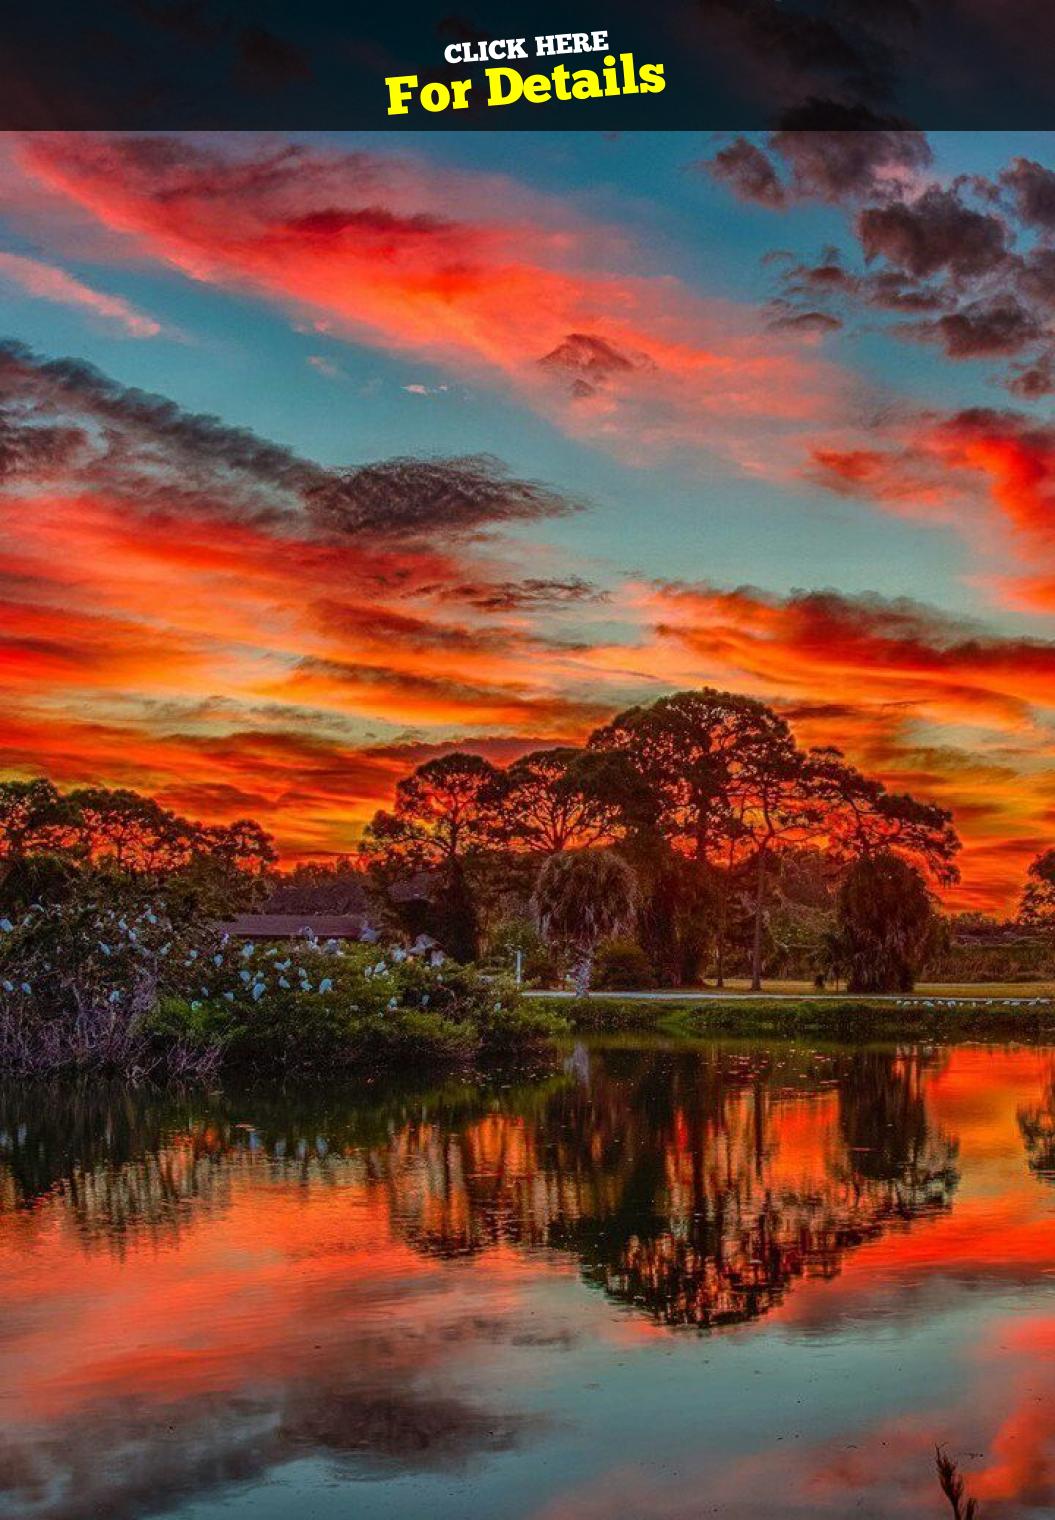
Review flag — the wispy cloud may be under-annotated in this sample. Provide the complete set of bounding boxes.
[0,250,162,336]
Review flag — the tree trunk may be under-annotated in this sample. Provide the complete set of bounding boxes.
[750,847,767,992]
[715,880,726,988]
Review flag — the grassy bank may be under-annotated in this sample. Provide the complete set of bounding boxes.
[529,992,1055,1042]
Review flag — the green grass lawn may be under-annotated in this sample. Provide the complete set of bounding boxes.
[676,977,1055,999]
[524,985,1055,1041]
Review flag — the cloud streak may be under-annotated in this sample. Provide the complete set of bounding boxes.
[12,133,850,476]
[0,251,162,335]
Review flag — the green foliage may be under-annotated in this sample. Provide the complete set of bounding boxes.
[622,833,717,986]
[835,853,938,993]
[151,947,565,1074]
[0,851,81,915]
[592,936,657,990]
[533,848,638,994]
[0,876,225,1075]
[558,994,1055,1044]
[481,916,558,985]
[0,875,567,1076]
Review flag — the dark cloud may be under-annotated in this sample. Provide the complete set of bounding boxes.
[538,332,651,398]
[308,455,580,537]
[905,296,1042,358]
[1015,245,1055,306]
[704,126,929,210]
[706,137,787,207]
[858,269,945,311]
[314,599,513,655]
[1000,155,1055,231]
[1009,354,1055,399]
[770,124,931,202]
[0,337,319,517]
[767,304,843,334]
[857,187,1010,280]
[0,341,579,541]
[713,137,1055,392]
[447,576,607,612]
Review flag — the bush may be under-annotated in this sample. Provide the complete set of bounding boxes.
[0,879,224,1077]
[0,883,568,1077]
[153,949,566,1074]
[592,936,656,990]
[480,916,559,986]
[835,854,937,994]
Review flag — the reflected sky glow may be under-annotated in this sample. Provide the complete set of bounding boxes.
[2,1041,1055,1519]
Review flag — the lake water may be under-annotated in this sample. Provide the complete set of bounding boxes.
[3,1037,1055,1520]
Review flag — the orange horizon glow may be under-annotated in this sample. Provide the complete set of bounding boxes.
[2,134,1055,910]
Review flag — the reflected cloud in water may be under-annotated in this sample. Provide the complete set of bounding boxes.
[1,1041,1054,1518]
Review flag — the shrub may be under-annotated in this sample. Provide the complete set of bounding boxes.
[0,883,568,1077]
[0,881,223,1077]
[592,936,656,990]
[480,916,559,985]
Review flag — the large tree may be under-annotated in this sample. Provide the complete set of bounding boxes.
[589,693,961,991]
[809,750,960,883]
[590,690,786,859]
[591,690,812,989]
[361,752,503,960]
[502,747,624,854]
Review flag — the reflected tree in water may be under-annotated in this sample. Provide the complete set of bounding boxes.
[1018,1066,1055,1180]
[0,1044,959,1328]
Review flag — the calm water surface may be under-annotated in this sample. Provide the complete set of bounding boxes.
[3,1037,1055,1520]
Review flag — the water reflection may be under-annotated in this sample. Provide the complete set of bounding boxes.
[0,1047,959,1320]
[0,1041,1042,1520]
[1018,1072,1055,1181]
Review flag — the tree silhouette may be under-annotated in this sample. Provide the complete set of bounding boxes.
[362,753,504,960]
[1018,847,1055,930]
[835,852,938,992]
[502,748,623,854]
[0,778,75,860]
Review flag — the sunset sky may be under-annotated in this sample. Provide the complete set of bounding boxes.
[3,129,1055,907]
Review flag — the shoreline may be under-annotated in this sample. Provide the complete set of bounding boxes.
[524,992,1055,1043]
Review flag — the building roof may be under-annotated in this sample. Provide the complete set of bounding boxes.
[221,914,369,940]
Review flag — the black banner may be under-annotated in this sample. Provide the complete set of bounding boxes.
[1,0,1052,130]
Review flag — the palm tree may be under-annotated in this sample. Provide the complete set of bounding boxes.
[533,849,638,996]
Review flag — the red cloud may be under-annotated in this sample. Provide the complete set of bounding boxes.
[14,133,847,474]
[812,408,1055,601]
[638,582,1055,908]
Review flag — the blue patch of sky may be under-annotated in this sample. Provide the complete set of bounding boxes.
[0,130,1042,631]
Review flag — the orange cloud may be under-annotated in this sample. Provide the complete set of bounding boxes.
[13,133,847,474]
[812,407,1055,612]
[632,582,1055,907]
